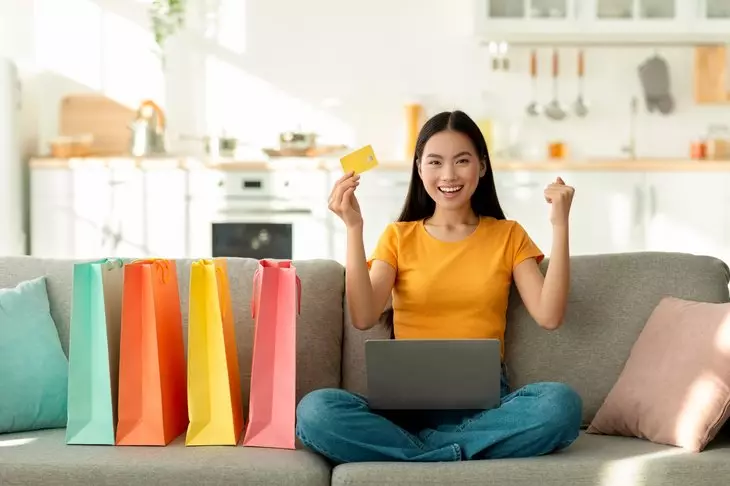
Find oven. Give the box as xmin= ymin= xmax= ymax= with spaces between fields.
xmin=187 ymin=168 xmax=331 ymax=261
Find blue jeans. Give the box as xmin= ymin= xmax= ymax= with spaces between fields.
xmin=295 ymin=371 xmax=582 ymax=463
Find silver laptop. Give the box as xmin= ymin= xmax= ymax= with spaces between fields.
xmin=365 ymin=338 xmax=502 ymax=410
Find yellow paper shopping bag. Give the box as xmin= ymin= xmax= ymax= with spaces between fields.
xmin=185 ymin=258 xmax=244 ymax=446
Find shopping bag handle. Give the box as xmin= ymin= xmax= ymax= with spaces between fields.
xmin=129 ymin=258 xmax=171 ymax=283
xmin=102 ymin=258 xmax=124 ymax=269
xmin=251 ymin=267 xmax=301 ymax=319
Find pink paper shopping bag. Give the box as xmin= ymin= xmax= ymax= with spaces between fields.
xmin=242 ymin=260 xmax=301 ymax=449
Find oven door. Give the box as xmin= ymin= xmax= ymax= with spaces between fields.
xmin=210 ymin=200 xmax=330 ymax=261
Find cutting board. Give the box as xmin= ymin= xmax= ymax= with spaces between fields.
xmin=59 ymin=94 xmax=136 ymax=155
xmin=694 ymin=46 xmax=730 ymax=104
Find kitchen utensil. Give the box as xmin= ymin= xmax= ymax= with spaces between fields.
xmin=544 ymin=49 xmax=567 ymax=121
xmin=129 ymin=99 xmax=166 ymax=156
xmin=489 ymin=42 xmax=499 ymax=70
xmin=499 ymin=42 xmax=510 ymax=70
xmin=279 ymin=131 xmax=317 ymax=151
xmin=526 ymin=50 xmax=542 ymax=117
xmin=204 ymin=135 xmax=239 ymax=157
xmin=573 ymin=49 xmax=589 ymax=117
xmin=489 ymin=42 xmax=509 ymax=71
xmin=638 ymin=52 xmax=675 ymax=115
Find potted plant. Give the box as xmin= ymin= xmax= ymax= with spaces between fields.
xmin=150 ymin=0 xmax=187 ymax=53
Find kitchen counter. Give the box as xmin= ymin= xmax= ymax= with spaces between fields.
xmin=28 ymin=156 xmax=730 ymax=172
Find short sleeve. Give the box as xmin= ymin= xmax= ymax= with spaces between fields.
xmin=509 ymin=222 xmax=544 ymax=269
xmin=367 ymin=223 xmax=398 ymax=271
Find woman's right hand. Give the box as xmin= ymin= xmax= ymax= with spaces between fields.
xmin=328 ymin=171 xmax=363 ymax=228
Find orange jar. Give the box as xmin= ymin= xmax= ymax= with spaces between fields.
xmin=548 ymin=141 xmax=566 ymax=160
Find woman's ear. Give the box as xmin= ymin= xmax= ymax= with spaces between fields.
xmin=479 ymin=159 xmax=487 ymax=177
xmin=416 ymin=159 xmax=423 ymax=178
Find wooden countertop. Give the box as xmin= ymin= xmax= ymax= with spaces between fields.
xmin=28 ymin=156 xmax=730 ymax=172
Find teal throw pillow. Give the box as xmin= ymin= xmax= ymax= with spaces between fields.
xmin=0 ymin=276 xmax=68 ymax=433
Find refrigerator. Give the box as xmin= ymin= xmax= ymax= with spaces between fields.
xmin=0 ymin=57 xmax=25 ymax=256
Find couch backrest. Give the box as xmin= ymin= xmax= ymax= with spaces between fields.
xmin=0 ymin=257 xmax=345 ymax=413
xmin=341 ymin=252 xmax=730 ymax=425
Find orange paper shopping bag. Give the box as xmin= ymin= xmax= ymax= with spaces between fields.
xmin=242 ymin=259 xmax=301 ymax=449
xmin=116 ymin=259 xmax=188 ymax=446
xmin=185 ymin=258 xmax=244 ymax=446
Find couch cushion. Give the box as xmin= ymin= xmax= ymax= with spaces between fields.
xmin=0 ymin=277 xmax=68 ymax=433
xmin=587 ymin=296 xmax=730 ymax=452
xmin=331 ymin=431 xmax=730 ymax=486
xmin=0 ymin=429 xmax=331 ymax=486
xmin=0 ymin=257 xmax=344 ymax=411
xmin=504 ymin=252 xmax=730 ymax=425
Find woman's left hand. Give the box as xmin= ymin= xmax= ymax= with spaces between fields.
xmin=544 ymin=176 xmax=575 ymax=227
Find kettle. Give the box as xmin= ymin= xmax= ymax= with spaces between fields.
xmin=130 ymin=99 xmax=166 ymax=156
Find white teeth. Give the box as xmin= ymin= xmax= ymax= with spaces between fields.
xmin=439 ymin=186 xmax=463 ymax=193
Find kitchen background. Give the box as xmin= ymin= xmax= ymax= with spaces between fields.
xmin=1 ymin=0 xmax=729 ymax=268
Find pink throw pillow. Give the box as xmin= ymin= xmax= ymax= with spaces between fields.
xmin=587 ymin=296 xmax=730 ymax=452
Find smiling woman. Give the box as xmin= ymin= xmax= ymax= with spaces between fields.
xmin=299 ymin=109 xmax=580 ymax=465
xmin=397 ymin=111 xmax=505 ymax=224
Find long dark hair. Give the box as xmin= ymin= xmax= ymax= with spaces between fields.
xmin=397 ymin=110 xmax=506 ymax=222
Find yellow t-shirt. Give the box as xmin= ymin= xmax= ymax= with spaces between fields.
xmin=369 ymin=217 xmax=544 ymax=358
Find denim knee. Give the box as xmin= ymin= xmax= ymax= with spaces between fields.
xmin=529 ymin=382 xmax=583 ymax=439
xmin=296 ymin=388 xmax=362 ymax=438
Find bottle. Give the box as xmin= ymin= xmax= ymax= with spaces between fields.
xmin=404 ymin=102 xmax=424 ymax=161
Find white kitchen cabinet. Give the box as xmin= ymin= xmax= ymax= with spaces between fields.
xmin=29 ymin=163 xmax=730 ymax=267
xmin=563 ymin=171 xmax=646 ymax=255
xmin=31 ymin=165 xmax=187 ymax=260
xmin=695 ymin=0 xmax=730 ymax=33
xmin=475 ymin=0 xmax=729 ymax=43
xmin=186 ymin=167 xmax=225 ymax=259
xmin=30 ymin=168 xmax=75 ymax=258
xmin=31 ymin=166 xmax=113 ymax=259
xmin=643 ymin=172 xmax=730 ymax=264
xmin=142 ymin=167 xmax=188 ymax=258
xmin=494 ymin=170 xmax=558 ymax=255
xmin=107 ymin=166 xmax=146 ymax=258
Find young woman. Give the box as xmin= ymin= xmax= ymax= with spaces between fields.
xmin=295 ymin=110 xmax=582 ymax=464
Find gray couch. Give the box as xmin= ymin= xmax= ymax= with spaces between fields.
xmin=1 ymin=253 xmax=729 ymax=486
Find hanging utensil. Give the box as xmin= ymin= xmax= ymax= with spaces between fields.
xmin=573 ymin=49 xmax=589 ymax=117
xmin=526 ymin=50 xmax=541 ymax=116
xmin=499 ymin=42 xmax=510 ymax=70
xmin=544 ymin=49 xmax=567 ymax=121
xmin=638 ymin=50 xmax=675 ymax=115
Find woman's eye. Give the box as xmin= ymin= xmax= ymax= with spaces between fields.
xmin=457 ymin=159 xmax=469 ymax=164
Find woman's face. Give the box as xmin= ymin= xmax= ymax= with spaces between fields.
xmin=418 ymin=130 xmax=485 ymax=210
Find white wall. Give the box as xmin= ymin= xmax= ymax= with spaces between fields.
xmin=187 ymin=0 xmax=729 ymax=160
xmin=2 ymin=0 xmax=729 ymax=162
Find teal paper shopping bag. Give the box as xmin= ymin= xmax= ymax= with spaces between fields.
xmin=65 ymin=259 xmax=124 ymax=445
